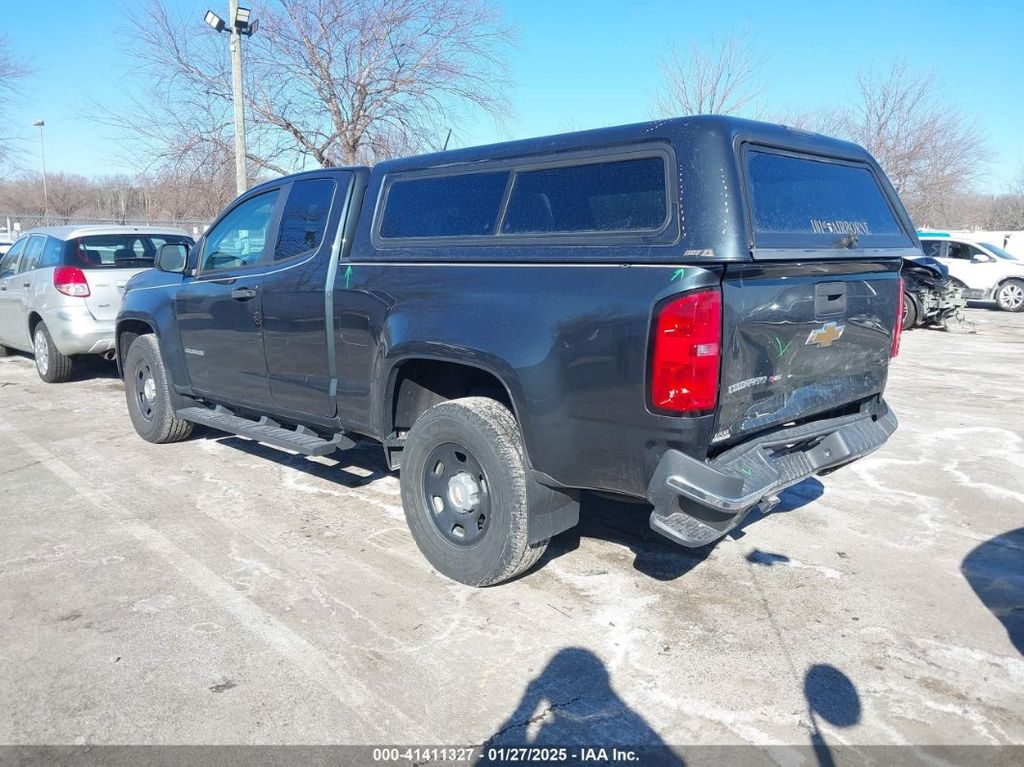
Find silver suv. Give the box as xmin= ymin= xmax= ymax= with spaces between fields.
xmin=0 ymin=226 xmax=193 ymax=382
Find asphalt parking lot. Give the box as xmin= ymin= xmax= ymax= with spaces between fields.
xmin=1 ymin=306 xmax=1021 ymax=750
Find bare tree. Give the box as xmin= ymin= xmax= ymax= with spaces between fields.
xmin=0 ymin=34 xmax=33 ymax=164
xmin=653 ymin=32 xmax=765 ymax=117
xmin=47 ymin=174 xmax=94 ymax=224
xmin=837 ymin=61 xmax=988 ymax=226
xmin=112 ymin=0 xmax=515 ymax=179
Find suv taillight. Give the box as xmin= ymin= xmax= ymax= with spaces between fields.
xmin=891 ymin=277 xmax=904 ymax=358
xmin=650 ymin=289 xmax=722 ymax=414
xmin=54 ymin=266 xmax=90 ymax=297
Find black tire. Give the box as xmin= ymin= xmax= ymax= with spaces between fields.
xmin=400 ymin=397 xmax=549 ymax=586
xmin=33 ymin=323 xmax=74 ymax=383
xmin=901 ymin=292 xmax=919 ymax=331
xmin=996 ymin=279 xmax=1024 ymax=313
xmin=123 ymin=334 xmax=193 ymax=444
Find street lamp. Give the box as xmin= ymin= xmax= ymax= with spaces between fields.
xmin=205 ymin=3 xmax=259 ymax=195
xmin=32 ymin=120 xmax=48 ymax=217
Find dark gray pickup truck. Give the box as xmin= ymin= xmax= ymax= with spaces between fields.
xmin=117 ymin=116 xmax=910 ymax=585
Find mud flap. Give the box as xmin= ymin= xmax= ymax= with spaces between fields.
xmin=527 ymin=481 xmax=580 ymax=544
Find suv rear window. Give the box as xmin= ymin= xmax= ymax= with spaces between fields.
xmin=746 ymin=150 xmax=910 ymax=249
xmin=65 ymin=234 xmax=194 ymax=269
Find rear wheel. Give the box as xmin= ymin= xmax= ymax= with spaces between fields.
xmin=901 ymin=292 xmax=919 ymax=330
xmin=123 ymin=334 xmax=193 ymax=443
xmin=996 ymin=279 xmax=1024 ymax=312
xmin=400 ymin=397 xmax=548 ymax=586
xmin=33 ymin=324 xmax=74 ymax=383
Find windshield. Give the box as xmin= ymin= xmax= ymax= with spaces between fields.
xmin=64 ymin=234 xmax=193 ymax=269
xmin=981 ymin=242 xmax=1020 ymax=261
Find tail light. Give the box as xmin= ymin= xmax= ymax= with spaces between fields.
xmin=650 ymin=289 xmax=722 ymax=414
xmin=54 ymin=266 xmax=90 ymax=297
xmin=891 ymin=277 xmax=904 ymax=358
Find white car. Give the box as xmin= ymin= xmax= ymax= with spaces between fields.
xmin=919 ymin=235 xmax=1024 ymax=312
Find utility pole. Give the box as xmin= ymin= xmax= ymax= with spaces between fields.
xmin=32 ymin=120 xmax=48 ymax=216
xmin=228 ymin=0 xmax=247 ymax=196
xmin=204 ymin=4 xmax=258 ymax=196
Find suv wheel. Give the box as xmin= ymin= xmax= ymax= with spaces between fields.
xmin=996 ymin=279 xmax=1024 ymax=312
xmin=123 ymin=334 xmax=193 ymax=443
xmin=33 ymin=323 xmax=74 ymax=383
xmin=400 ymin=397 xmax=548 ymax=586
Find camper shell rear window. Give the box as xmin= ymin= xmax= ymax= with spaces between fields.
xmin=744 ymin=148 xmax=912 ymax=251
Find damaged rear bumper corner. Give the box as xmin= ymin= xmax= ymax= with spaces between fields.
xmin=646 ymin=403 xmax=898 ymax=547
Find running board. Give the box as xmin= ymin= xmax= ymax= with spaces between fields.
xmin=176 ymin=406 xmax=355 ymax=456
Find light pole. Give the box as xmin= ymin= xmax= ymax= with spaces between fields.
xmin=205 ymin=4 xmax=259 ymax=196
xmin=32 ymin=120 xmax=48 ymax=216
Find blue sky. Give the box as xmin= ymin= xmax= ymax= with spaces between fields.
xmin=3 ymin=0 xmax=1022 ymax=189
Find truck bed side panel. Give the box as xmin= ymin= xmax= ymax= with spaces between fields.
xmin=333 ymin=263 xmax=721 ymax=497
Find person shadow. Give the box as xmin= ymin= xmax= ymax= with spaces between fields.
xmin=962 ymin=527 xmax=1024 ymax=654
xmin=803 ymin=664 xmax=861 ymax=767
xmin=480 ymin=647 xmax=681 ymax=765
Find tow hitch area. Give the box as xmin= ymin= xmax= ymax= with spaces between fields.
xmin=646 ymin=406 xmax=898 ymax=547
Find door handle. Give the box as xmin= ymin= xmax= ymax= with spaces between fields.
xmin=22 ymin=282 xmax=31 ymax=288
xmin=0 ymin=285 xmax=6 ymax=292
xmin=231 ymin=287 xmax=257 ymax=300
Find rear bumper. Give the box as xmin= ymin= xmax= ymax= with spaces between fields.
xmin=41 ymin=306 xmax=115 ymax=355
xmin=646 ymin=402 xmax=898 ymax=547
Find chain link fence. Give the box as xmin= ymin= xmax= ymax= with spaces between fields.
xmin=0 ymin=213 xmax=210 ymax=239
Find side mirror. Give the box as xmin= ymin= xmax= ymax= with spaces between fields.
xmin=156 ymin=243 xmax=189 ymax=273
xmin=971 ymin=254 xmax=994 ymax=264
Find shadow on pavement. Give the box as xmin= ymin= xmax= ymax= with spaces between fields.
xmin=211 ymin=430 xmax=826 ymax=585
xmin=214 ymin=435 xmax=392 ymax=489
xmin=804 ymin=664 xmax=861 ymax=767
xmin=962 ymin=527 xmax=1024 ymax=654
xmin=481 ymin=647 xmax=675 ymax=758
xmin=545 ymin=478 xmax=824 ymax=581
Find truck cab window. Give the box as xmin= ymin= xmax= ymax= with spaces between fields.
xmin=274 ymin=179 xmax=335 ymax=261
xmin=201 ymin=190 xmax=279 ymax=273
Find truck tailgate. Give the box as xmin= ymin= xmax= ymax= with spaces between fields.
xmin=713 ymin=260 xmax=899 ymax=445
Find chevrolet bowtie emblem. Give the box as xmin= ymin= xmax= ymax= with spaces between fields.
xmin=806 ymin=322 xmax=845 ymax=347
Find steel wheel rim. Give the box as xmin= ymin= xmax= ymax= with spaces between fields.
xmin=134 ymin=360 xmax=156 ymax=422
xmin=1000 ymin=283 xmax=1024 ymax=310
xmin=422 ymin=442 xmax=491 ymax=547
xmin=34 ymin=330 xmax=49 ymax=376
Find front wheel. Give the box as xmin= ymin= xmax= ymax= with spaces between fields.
xmin=996 ymin=279 xmax=1024 ymax=312
xmin=123 ymin=334 xmax=193 ymax=443
xmin=33 ymin=323 xmax=74 ymax=383
xmin=400 ymin=397 xmax=548 ymax=586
